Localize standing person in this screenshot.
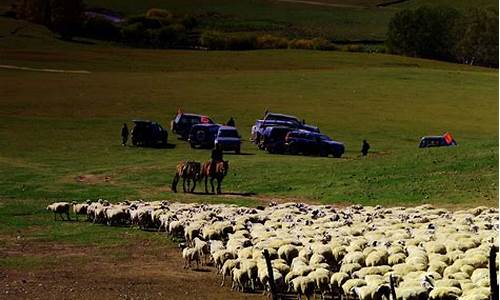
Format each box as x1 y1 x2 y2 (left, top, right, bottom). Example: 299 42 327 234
210 147 224 173
227 117 235 127
361 140 370 156
121 123 129 146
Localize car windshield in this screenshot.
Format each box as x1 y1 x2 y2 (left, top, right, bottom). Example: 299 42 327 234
319 134 331 141
218 130 239 138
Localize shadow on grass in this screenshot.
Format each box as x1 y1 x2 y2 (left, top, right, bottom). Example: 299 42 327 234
224 152 255 156
58 37 96 45
129 143 176 149
190 191 256 197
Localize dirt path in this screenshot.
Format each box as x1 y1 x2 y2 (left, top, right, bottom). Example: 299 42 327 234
0 64 90 74
0 238 264 300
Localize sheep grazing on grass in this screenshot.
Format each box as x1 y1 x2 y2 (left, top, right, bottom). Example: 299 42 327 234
54 200 499 299
182 246 200 269
72 200 90 221
47 202 71 221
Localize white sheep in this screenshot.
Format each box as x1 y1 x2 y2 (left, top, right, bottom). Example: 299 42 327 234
47 202 71 221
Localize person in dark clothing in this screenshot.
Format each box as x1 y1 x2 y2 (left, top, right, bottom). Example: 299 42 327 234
121 123 129 146
210 147 224 173
361 140 370 156
226 117 235 127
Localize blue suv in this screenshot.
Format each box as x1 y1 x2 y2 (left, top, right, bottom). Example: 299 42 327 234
284 130 344 158
260 126 294 154
188 123 221 149
214 126 241 154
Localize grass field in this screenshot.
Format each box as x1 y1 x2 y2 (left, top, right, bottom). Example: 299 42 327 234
0 10 497 296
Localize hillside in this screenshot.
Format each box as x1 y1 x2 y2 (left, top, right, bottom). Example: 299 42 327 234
0 17 497 208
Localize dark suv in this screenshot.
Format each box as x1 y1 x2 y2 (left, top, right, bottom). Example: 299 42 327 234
284 130 344 158
131 120 168 147
171 113 214 140
188 123 221 149
260 126 294 154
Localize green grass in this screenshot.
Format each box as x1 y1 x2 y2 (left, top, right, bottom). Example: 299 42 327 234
0 17 497 254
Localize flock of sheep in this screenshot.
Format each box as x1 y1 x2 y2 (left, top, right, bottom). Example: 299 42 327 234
47 200 499 300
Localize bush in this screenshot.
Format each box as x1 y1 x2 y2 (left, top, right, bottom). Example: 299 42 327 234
452 8 498 67
288 39 315 50
200 31 257 50
127 15 164 29
50 0 85 40
121 22 147 46
82 16 120 40
342 44 364 52
151 24 188 48
179 14 198 30
386 6 498 67
386 6 460 61
200 31 227 49
146 8 173 20
225 33 257 50
256 34 288 49
311 37 336 50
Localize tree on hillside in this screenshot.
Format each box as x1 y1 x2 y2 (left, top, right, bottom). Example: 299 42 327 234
13 0 84 40
453 8 499 67
386 6 460 61
14 0 51 25
49 0 84 40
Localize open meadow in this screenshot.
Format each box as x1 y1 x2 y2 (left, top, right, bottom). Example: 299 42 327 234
0 6 498 299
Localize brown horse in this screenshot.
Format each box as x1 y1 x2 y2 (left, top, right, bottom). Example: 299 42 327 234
200 160 229 194
172 160 201 193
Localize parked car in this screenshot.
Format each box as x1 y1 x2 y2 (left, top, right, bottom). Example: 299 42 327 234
131 120 168 147
251 112 319 144
419 133 457 148
214 126 241 153
284 130 344 158
188 123 221 149
260 126 294 154
171 112 214 140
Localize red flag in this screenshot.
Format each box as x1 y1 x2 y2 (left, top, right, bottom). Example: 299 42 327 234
443 132 453 145
201 116 209 123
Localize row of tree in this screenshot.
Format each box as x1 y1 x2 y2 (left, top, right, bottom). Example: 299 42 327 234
386 6 498 67
11 1 499 67
13 0 84 40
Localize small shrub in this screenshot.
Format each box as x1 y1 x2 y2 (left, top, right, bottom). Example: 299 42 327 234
256 34 288 49
311 37 336 50
82 16 120 40
225 33 257 50
152 24 188 48
121 22 147 46
146 8 173 20
200 31 257 50
200 31 227 50
180 14 199 30
288 39 314 50
127 15 163 29
343 44 365 52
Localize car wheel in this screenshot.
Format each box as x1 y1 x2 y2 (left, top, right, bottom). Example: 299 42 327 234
319 148 328 157
235 147 240 154
195 129 207 143
333 152 342 158
289 144 299 155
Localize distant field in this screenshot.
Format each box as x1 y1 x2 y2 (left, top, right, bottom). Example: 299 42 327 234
0 0 496 41
0 17 498 210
